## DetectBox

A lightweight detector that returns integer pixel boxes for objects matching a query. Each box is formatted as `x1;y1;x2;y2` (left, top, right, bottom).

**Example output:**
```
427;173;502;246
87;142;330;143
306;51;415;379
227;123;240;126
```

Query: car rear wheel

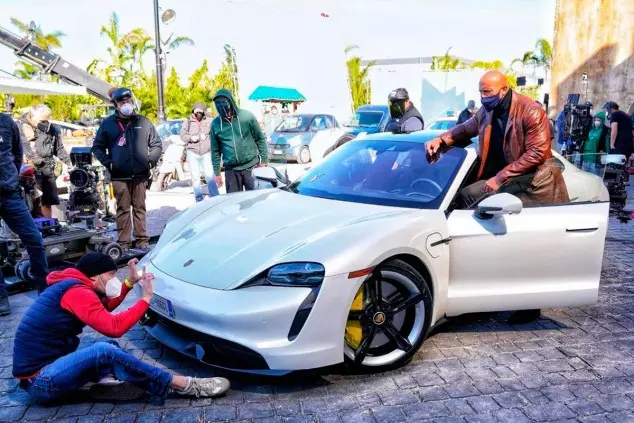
344;259;432;371
298;146;311;164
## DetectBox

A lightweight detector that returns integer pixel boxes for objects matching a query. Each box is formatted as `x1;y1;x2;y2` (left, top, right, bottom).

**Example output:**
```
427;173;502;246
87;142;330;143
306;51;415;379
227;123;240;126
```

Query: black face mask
389;101;405;119
195;112;204;121
214;98;233;119
37;121;51;133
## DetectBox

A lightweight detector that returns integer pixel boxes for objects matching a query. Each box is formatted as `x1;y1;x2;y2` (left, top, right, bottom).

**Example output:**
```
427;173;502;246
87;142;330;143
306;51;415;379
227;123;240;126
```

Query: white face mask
119;103;135;117
103;276;123;298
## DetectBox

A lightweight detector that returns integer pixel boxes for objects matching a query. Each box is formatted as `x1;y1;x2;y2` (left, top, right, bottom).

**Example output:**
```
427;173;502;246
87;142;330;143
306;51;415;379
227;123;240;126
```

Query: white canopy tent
0;77;86;96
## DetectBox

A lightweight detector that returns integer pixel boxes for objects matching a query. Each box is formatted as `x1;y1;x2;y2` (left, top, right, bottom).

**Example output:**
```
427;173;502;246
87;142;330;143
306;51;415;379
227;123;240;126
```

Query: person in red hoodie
12;252;230;404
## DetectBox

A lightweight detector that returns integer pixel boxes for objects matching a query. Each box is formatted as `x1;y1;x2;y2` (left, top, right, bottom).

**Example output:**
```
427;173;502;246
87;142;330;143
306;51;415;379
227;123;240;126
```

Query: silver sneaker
176;377;230;398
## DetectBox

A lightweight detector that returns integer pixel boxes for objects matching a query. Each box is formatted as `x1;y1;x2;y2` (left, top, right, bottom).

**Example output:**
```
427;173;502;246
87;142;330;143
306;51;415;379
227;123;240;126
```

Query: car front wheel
343;259;433;371
298;146;311;164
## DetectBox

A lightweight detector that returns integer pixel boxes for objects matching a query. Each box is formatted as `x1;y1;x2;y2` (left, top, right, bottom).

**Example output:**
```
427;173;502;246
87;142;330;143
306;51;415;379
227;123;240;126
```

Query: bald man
426;70;569;208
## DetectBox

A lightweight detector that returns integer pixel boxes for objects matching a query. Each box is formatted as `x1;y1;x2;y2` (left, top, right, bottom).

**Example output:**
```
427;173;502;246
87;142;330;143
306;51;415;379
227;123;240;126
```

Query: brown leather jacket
439;91;569;206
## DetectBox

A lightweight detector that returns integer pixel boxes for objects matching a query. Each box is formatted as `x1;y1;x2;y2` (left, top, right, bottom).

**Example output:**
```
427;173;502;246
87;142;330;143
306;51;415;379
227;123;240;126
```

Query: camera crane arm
0;25;114;102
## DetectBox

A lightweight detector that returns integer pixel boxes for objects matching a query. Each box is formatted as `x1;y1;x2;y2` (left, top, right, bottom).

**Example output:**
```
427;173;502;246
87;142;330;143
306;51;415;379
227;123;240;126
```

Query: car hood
150;190;414;290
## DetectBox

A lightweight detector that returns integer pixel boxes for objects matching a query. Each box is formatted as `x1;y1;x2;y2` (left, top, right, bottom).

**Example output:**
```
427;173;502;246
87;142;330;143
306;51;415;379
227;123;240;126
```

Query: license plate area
150;294;175;318
273;149;283;155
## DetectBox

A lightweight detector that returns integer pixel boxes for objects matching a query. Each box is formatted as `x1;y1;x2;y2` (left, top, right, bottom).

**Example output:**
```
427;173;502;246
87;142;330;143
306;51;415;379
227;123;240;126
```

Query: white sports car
136;130;610;375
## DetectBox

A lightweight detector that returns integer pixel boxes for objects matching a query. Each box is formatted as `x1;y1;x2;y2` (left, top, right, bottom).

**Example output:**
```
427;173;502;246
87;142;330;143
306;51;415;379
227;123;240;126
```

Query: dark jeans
457;173;535;209
22;341;173;404
225;168;255;193
112;179;148;248
0;190;48;294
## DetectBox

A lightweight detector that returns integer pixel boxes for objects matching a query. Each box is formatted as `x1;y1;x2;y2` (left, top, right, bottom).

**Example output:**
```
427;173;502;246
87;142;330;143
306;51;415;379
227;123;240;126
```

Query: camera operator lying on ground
12;252;230;404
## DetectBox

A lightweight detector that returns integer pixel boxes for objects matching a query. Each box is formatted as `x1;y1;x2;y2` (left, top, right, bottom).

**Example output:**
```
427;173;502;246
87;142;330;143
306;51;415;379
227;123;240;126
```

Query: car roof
356;105;389;112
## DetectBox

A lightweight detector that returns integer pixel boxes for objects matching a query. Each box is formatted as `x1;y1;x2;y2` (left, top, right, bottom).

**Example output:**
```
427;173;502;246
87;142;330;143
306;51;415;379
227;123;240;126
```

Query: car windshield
427;120;456;130
346;111;384;128
275;116;310;132
288;138;466;209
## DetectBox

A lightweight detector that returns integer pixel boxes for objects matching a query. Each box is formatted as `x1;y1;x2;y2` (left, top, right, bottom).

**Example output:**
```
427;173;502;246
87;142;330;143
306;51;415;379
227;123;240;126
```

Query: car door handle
566;227;599;233
430;237;452;247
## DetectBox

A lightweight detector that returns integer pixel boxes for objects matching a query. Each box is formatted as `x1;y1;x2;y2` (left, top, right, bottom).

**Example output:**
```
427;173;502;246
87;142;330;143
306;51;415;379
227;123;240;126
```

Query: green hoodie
210;89;268;175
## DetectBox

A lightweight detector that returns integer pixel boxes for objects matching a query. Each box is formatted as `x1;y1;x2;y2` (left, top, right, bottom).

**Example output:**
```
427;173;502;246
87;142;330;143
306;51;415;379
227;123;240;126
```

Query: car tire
343;259;433;372
298;146;311;164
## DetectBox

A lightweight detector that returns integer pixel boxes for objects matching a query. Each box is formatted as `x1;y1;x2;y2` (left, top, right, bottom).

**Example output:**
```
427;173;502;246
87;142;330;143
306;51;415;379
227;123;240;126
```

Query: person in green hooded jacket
580;113;608;174
210;89;268;193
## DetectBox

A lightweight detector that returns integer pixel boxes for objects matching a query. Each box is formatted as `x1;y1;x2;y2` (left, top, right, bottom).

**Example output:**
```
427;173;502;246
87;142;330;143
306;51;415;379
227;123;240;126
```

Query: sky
0;0;556;118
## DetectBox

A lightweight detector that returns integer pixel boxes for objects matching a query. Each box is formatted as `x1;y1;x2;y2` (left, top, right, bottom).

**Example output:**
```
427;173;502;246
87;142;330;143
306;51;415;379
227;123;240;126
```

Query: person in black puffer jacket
385;88;425;133
0;113;49;315
19;105;71;218
91;87;162;250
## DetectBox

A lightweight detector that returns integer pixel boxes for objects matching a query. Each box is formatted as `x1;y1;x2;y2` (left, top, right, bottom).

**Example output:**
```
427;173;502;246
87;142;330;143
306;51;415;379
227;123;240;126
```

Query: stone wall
551;0;634;114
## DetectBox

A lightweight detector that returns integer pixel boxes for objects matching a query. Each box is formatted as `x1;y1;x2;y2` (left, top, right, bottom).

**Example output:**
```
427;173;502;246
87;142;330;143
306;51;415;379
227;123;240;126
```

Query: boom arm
0;26;114;101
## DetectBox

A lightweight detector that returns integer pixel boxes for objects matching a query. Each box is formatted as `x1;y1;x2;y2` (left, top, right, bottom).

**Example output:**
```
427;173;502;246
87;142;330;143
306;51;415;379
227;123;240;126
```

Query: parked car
268;114;340;164
137;130;609;375
343;105;390;136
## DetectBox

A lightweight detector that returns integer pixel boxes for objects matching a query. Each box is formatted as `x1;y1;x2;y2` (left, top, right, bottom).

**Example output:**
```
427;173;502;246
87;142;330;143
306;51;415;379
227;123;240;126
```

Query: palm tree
14;61;39;79
511;51;540;76
470;60;505;71
10;18;65;50
430;55;467;71
345;45;375;110
534;38;553;80
99;12;133;85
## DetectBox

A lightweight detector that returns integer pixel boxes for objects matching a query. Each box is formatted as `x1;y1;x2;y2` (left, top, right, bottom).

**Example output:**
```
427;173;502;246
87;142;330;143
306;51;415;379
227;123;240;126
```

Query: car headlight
238;262;325;288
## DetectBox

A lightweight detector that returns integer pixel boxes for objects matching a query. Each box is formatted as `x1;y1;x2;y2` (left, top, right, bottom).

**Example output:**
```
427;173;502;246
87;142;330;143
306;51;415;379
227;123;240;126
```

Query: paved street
1;176;634;423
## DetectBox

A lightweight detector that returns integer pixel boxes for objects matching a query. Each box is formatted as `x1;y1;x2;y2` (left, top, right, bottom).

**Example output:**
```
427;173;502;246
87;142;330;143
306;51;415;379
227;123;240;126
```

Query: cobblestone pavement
1;186;634;422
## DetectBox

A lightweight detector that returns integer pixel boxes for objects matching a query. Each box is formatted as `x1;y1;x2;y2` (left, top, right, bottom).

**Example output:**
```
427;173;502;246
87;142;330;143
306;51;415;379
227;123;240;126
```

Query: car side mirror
475;193;523;220
252;166;279;186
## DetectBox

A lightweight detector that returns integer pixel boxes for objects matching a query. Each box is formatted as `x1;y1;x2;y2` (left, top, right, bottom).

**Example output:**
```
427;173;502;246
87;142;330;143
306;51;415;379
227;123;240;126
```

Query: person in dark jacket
0;113;49;314
180;102;218;201
385;88;424;133
92;88;162;250
12;252;230;404
603;101;634;160
20;105;72;217
457;100;476;125
211;89;268;193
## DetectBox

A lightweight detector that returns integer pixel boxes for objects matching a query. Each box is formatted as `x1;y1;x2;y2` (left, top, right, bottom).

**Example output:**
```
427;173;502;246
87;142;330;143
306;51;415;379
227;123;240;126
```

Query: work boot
0;288;11;316
174;377;230;398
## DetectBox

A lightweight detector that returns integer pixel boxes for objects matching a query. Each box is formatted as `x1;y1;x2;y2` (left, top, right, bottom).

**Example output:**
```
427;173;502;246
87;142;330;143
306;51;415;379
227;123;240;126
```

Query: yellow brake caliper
345;285;364;349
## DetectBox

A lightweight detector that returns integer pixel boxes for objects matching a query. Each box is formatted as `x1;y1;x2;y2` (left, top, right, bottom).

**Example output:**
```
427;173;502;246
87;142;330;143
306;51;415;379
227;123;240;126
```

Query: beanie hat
76;252;118;278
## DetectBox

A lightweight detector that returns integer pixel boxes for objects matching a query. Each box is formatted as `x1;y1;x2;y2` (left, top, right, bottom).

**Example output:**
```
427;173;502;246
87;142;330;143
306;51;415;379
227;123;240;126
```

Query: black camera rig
67;147;111;229
602;155;631;223
561;95;592;153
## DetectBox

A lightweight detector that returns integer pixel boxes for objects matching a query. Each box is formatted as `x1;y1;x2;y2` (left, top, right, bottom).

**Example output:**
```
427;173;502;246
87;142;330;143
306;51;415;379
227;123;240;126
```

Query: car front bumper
136;261;365;373
268;143;300;162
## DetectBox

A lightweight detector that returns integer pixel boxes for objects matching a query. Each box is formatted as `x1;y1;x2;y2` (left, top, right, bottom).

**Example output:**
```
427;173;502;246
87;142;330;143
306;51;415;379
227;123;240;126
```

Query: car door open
445;196;609;316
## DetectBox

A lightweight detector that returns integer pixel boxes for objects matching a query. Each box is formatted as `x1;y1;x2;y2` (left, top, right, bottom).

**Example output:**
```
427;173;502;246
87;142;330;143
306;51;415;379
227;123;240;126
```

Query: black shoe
89;381;146;401
507;309;540;325
0;289;11;316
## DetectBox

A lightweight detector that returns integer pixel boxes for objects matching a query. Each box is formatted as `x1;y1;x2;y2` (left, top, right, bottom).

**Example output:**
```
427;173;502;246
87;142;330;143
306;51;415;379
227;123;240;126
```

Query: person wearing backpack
20;105;71;218
180;102;219;201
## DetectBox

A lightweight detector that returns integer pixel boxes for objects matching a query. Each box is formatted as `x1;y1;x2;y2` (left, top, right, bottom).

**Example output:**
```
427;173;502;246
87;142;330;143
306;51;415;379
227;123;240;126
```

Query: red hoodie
48;268;149;338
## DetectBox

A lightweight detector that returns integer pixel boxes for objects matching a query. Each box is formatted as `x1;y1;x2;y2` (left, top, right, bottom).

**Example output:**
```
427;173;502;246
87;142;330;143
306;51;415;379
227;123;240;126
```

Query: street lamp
153;1;176;123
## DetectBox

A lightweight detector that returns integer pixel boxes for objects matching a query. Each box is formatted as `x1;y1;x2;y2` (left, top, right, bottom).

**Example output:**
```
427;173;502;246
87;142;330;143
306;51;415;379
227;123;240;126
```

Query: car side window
325;116;336;129
311;116;327;130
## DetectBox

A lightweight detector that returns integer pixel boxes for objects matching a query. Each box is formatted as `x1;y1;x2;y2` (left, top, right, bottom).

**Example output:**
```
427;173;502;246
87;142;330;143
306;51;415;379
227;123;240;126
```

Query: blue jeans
23;341;173;404
0;190;48;294
187;151;218;201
